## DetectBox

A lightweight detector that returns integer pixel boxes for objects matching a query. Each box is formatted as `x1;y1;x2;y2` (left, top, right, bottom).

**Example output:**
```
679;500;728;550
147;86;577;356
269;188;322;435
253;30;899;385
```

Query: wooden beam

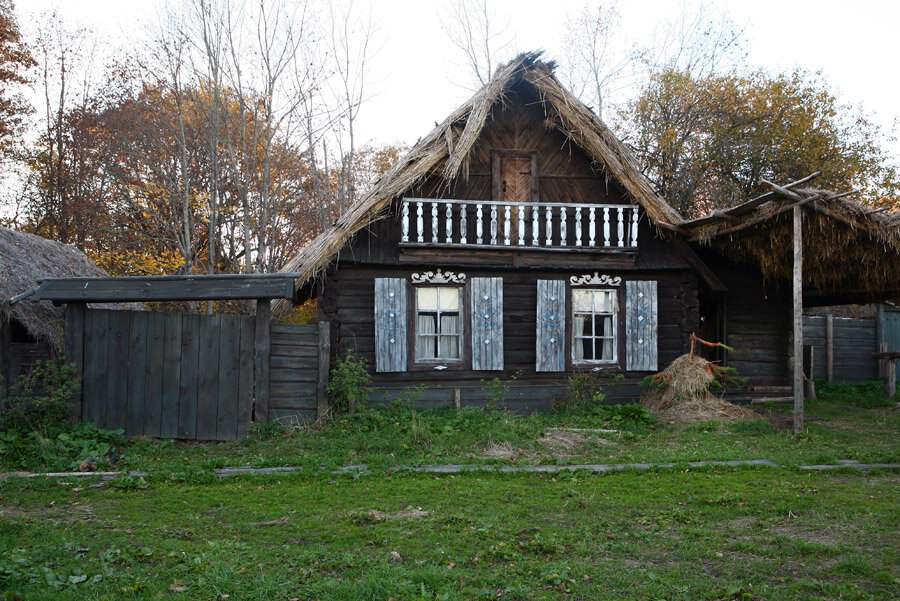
793;205;804;434
254;299;271;424
669;238;728;293
316;320;331;420
34;274;301;303
64;303;86;422
825;308;834;384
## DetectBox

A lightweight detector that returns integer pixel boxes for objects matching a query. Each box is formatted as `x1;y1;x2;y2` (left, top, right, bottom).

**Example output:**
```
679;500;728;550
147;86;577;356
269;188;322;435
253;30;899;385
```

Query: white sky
18;0;900;157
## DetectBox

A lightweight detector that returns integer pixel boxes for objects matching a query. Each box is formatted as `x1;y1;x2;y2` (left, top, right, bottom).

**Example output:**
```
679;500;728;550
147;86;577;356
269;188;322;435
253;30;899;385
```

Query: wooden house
280;52;900;409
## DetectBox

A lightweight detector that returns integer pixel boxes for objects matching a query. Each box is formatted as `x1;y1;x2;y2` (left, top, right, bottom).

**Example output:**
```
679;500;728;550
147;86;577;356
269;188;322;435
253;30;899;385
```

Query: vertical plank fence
67;308;329;440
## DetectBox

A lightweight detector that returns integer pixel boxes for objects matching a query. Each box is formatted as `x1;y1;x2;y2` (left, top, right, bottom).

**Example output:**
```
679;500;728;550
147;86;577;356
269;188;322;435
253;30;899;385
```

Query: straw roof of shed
683;182;900;299
278;51;681;312
0;227;110;353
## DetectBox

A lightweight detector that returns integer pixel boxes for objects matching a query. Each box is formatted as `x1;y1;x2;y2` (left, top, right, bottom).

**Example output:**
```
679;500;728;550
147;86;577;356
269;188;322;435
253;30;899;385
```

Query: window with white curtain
415;286;462;361
572;289;617;363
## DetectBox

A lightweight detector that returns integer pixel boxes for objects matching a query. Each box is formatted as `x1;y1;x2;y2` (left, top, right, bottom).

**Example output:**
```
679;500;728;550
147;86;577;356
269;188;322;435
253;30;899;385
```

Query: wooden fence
802;314;881;382
67;308;329;440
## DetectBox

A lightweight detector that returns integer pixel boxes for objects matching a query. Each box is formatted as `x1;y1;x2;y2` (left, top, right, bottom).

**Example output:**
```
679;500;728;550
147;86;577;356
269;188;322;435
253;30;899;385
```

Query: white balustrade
401;198;638;250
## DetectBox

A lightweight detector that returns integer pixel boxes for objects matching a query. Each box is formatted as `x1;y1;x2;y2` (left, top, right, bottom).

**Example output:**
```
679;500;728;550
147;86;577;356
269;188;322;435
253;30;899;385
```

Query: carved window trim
410;268;466;285
569;272;622;287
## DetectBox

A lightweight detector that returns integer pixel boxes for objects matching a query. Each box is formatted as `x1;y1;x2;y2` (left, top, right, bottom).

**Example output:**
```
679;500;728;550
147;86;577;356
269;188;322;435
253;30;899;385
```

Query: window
572;289;617;363
415;286;463;361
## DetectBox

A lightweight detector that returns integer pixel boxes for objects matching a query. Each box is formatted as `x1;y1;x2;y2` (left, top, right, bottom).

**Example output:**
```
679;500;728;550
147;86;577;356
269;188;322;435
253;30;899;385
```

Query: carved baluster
602;207;610;247
460;203;468;244
416;201;424;242
617;207;625;247
559;206;567;246
575;207;582;246
630;207;638;246
545;205;553;246
518;204;525;245
589;207;597;247
445;204;453;243
431;202;439;243
503;204;511;245
490;204;498;245
476;204;483;244
401;201;410;242
532;204;540;245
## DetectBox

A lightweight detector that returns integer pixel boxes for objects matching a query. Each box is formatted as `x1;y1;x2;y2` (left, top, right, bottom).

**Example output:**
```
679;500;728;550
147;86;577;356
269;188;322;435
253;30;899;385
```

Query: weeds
326;351;374;413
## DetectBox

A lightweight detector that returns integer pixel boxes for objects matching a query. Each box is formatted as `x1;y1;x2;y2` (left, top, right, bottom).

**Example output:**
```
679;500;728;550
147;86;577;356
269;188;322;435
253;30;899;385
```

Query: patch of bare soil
643;354;759;425
771;522;845;547
0;501;96;523
367;508;430;521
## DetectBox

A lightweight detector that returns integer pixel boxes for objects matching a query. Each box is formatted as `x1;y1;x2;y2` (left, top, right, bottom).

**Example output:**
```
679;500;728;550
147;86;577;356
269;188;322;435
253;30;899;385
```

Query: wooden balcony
400;198;639;251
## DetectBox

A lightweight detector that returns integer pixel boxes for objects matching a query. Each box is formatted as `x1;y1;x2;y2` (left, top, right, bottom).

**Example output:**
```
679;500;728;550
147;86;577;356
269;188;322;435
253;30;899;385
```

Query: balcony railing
400;198;639;250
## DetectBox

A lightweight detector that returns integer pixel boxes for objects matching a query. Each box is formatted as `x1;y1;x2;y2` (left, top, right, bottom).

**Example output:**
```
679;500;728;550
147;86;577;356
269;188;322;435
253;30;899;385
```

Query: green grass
0;380;897;599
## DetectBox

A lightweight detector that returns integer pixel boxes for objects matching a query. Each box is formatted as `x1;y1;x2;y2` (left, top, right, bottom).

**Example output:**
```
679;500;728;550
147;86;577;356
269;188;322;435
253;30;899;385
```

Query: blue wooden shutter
536;280;565;372
626;280;658;371
374;278;407;372
470;277;504;371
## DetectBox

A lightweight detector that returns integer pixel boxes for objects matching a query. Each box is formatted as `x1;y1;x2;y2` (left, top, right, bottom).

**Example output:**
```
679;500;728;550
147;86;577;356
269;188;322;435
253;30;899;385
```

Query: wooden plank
237;317;255;439
159;313;182;439
216;315;240;441
271;323;318;336
825;308;834;383
270;356;318;371
125;312;149;436
35;275;298;302
793;205;804;434
317;320;330;419
374;278;407;372
178;314;200;440
64;303;86;421
876;304;885;379
268;381;318;400
470;277;504;371
196;314;221;440
254;299;271;423
535;280;565;372
269;345;318;358
82;310;107;427
105;310;130;431
626;280;658;371
144;313;167;438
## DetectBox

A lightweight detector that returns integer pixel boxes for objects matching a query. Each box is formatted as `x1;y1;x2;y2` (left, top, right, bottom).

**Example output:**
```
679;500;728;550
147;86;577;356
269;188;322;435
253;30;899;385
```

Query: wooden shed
279;52;900;409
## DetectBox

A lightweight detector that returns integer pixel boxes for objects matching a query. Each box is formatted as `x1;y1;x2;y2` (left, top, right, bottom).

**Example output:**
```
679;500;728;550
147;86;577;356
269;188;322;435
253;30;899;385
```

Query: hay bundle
642;354;758;424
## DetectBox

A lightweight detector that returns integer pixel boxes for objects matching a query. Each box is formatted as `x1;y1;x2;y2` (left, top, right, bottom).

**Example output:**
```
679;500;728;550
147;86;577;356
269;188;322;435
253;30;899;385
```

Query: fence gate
70;309;329;441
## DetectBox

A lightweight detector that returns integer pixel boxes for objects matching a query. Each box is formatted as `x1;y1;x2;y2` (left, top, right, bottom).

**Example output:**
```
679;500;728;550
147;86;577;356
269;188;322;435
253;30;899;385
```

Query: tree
0;0;35;160
442;0;512;89
623;68;900;217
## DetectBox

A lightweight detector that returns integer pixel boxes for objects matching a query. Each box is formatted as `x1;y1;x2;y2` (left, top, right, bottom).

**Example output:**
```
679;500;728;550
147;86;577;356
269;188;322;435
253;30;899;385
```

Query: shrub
0;360;79;434
327;351;375;413
553;369;622;413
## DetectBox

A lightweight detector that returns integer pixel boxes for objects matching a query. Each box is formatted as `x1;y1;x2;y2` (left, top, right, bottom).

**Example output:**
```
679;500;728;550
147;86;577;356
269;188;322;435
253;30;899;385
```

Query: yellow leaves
94;248;185;277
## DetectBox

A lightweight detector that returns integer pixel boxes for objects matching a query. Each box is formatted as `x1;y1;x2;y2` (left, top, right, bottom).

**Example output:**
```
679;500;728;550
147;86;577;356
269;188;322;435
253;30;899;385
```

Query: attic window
492;150;538;204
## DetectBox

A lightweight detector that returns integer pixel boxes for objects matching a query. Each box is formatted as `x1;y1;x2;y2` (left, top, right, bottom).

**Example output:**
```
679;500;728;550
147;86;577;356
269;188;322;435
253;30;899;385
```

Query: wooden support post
254;299;271;423
886;359;896;400
876;304;885;378
803;345;816;401
792;205;804;434
454;388;461;409
64;303;86;422
825;308;834;383
316;320;331;419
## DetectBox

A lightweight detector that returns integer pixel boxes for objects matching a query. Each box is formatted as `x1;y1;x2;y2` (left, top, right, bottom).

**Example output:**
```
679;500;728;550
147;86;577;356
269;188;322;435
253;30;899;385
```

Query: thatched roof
0;227;109;353
278;51;681;312
684;181;900;300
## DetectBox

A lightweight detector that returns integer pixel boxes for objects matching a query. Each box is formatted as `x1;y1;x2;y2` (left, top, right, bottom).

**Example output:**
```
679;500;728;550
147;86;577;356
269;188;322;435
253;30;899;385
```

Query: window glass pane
593;290;614;313
573;290;591;312
601;337;614;360
417;287;438;311
416;335;436;359
438;288;459;311
440;314;460;335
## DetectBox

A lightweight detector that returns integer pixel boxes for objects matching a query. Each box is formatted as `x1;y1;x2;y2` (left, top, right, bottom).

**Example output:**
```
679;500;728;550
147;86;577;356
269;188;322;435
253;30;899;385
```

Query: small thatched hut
0;227;110;386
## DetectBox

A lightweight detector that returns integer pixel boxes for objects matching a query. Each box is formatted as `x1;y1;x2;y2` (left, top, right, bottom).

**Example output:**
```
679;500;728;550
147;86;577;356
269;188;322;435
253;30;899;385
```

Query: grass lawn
1;381;898;600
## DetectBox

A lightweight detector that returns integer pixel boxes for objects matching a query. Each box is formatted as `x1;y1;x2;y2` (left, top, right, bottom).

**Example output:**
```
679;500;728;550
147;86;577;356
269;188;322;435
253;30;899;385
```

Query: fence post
317;321;331;419
65;303;86;422
803;344;816;401
254;299;271;423
876;304;885;379
825;308;834;383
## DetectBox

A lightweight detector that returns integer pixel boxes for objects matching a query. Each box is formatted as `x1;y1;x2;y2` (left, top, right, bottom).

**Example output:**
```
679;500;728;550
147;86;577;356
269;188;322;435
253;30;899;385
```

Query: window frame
568;286;621;368
407;282;468;371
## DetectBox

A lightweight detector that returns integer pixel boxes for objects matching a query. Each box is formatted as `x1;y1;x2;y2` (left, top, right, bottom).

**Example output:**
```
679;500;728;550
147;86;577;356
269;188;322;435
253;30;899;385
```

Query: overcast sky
19;0;900;157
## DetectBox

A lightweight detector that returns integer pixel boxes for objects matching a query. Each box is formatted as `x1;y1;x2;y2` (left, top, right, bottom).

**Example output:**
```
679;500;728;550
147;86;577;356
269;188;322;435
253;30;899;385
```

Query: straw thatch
684;185;900;298
277;51;681;314
0;227;110;353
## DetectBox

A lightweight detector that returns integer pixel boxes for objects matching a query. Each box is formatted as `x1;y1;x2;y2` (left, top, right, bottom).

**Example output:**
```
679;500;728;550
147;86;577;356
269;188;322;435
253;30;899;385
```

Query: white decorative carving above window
411;268;466;285
569;272;622;287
